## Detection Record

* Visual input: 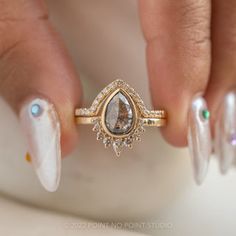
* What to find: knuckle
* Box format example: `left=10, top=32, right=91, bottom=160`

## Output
left=0, top=21, right=23, bottom=62
left=0, top=0, right=49, bottom=57
left=0, top=40, right=23, bottom=62
left=0, top=38, right=25, bottom=108
left=0, top=28, right=24, bottom=97
left=178, top=0, right=211, bottom=57
left=180, top=0, right=209, bottom=19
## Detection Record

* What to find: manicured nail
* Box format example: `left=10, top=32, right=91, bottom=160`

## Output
left=20, top=98, right=61, bottom=192
left=215, top=91, right=236, bottom=174
left=187, top=96, right=212, bottom=185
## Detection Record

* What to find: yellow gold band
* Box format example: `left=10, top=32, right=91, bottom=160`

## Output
left=76, top=116, right=166, bottom=127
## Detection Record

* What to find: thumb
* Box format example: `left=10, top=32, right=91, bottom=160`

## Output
left=0, top=1, right=81, bottom=192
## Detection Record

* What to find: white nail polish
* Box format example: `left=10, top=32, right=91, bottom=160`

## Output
left=188, top=96, right=211, bottom=185
left=20, top=98, right=61, bottom=192
left=215, top=91, right=236, bottom=174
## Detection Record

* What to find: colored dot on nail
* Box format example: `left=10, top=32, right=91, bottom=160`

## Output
left=31, top=104, right=42, bottom=117
left=25, top=153, right=32, bottom=163
left=202, top=109, right=210, bottom=120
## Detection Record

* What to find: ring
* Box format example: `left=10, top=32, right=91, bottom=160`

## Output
left=75, top=80, right=167, bottom=156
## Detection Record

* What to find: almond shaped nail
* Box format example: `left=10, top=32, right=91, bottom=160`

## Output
left=215, top=91, right=236, bottom=174
left=188, top=96, right=212, bottom=185
left=20, top=98, right=61, bottom=192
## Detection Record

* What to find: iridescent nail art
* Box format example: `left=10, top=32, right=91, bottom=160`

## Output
left=215, top=91, right=236, bottom=174
left=188, top=96, right=212, bottom=184
left=20, top=98, right=61, bottom=192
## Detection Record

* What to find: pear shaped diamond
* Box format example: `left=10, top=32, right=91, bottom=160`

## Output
left=105, top=92, right=134, bottom=135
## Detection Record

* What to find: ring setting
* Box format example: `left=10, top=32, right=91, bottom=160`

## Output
left=75, top=80, right=167, bottom=156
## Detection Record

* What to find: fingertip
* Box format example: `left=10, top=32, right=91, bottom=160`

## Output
left=160, top=126, right=188, bottom=148
left=54, top=95, right=81, bottom=157
left=60, top=126, right=79, bottom=157
left=151, top=87, right=190, bottom=148
left=159, top=111, right=188, bottom=147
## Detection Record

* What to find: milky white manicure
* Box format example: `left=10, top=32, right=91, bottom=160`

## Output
left=187, top=96, right=211, bottom=185
left=20, top=98, right=61, bottom=192
left=215, top=91, right=236, bottom=174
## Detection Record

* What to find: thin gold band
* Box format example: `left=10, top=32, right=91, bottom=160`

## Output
left=76, top=116, right=166, bottom=127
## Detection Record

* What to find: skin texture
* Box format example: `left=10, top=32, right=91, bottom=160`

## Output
left=0, top=0, right=235, bottom=155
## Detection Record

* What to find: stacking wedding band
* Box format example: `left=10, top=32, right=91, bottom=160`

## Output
left=75, top=79, right=167, bottom=156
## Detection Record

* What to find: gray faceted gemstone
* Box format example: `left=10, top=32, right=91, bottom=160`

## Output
left=105, top=92, right=134, bottom=135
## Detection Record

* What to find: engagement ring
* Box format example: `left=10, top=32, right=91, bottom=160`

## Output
left=75, top=80, right=167, bottom=156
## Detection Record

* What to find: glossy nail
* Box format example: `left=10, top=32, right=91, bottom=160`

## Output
left=20, top=98, right=61, bottom=192
left=188, top=96, right=212, bottom=185
left=215, top=91, right=236, bottom=174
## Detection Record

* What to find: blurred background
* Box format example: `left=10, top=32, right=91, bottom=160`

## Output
left=0, top=0, right=236, bottom=235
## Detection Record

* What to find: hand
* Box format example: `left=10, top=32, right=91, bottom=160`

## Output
left=0, top=0, right=235, bottom=192
left=139, top=0, right=236, bottom=182
left=0, top=0, right=82, bottom=191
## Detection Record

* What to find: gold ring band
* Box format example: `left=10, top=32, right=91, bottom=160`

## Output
left=76, top=116, right=166, bottom=127
left=75, top=80, right=167, bottom=156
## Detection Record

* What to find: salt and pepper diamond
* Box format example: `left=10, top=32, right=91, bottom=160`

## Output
left=105, top=92, right=134, bottom=135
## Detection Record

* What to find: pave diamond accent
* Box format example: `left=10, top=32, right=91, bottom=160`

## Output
left=92, top=118, right=145, bottom=156
left=105, top=92, right=134, bottom=135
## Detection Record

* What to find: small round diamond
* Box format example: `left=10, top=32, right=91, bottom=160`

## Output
left=31, top=104, right=42, bottom=117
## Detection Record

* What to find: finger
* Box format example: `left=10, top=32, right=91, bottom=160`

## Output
left=0, top=0, right=82, bottom=191
left=139, top=0, right=211, bottom=146
left=205, top=0, right=236, bottom=173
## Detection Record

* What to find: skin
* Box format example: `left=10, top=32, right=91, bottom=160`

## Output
left=0, top=0, right=235, bottom=156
